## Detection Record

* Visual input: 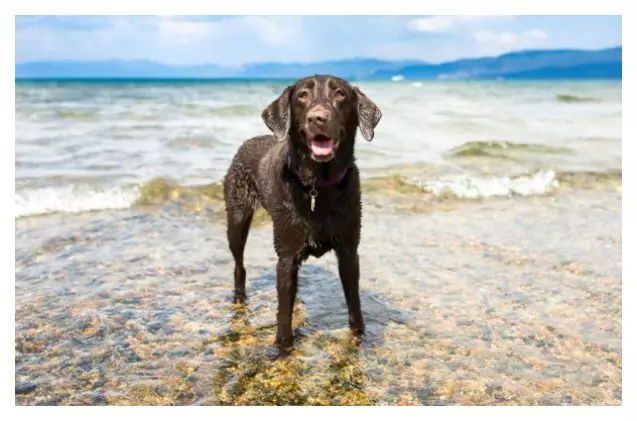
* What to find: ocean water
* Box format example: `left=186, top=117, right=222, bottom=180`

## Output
left=15, top=79, right=622, bottom=406
left=15, top=79, right=621, bottom=218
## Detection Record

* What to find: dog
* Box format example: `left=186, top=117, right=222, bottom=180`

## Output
left=223, top=75, right=382, bottom=350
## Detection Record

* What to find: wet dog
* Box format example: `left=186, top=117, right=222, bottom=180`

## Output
left=223, top=75, right=382, bottom=350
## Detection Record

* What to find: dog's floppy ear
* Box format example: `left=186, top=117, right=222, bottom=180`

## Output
left=354, top=86, right=382, bottom=142
left=261, top=85, right=293, bottom=141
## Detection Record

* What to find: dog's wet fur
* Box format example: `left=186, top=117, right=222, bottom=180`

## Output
left=223, top=75, right=382, bottom=351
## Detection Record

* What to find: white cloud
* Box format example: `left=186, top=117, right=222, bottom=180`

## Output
left=408, top=15, right=511, bottom=33
left=473, top=30, right=518, bottom=45
left=240, top=16, right=291, bottom=45
left=156, top=17, right=221, bottom=45
left=525, top=29, right=548, bottom=40
left=156, top=16, right=293, bottom=47
left=473, top=29, right=548, bottom=46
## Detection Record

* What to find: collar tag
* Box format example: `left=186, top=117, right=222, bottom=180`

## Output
left=309, top=187, right=318, bottom=212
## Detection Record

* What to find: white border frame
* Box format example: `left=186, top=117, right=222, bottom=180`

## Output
left=5, top=3, right=630, bottom=420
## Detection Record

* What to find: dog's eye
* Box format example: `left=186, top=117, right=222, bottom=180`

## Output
left=334, top=89, right=345, bottom=100
left=298, top=91, right=310, bottom=100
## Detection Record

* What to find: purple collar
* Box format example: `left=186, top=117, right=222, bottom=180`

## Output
left=286, top=154, right=349, bottom=188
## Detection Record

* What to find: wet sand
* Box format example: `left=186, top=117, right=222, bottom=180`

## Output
left=15, top=185, right=622, bottom=405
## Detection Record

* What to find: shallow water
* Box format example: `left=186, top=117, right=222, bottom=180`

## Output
left=15, top=187, right=622, bottom=405
left=15, top=80, right=622, bottom=405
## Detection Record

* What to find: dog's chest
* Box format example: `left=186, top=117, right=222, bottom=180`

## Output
left=299, top=210, right=348, bottom=259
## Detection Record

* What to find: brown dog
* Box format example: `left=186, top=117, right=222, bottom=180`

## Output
left=223, top=75, right=382, bottom=350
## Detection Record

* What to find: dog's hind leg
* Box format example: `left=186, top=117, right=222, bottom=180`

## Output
left=227, top=204, right=253, bottom=304
left=224, top=163, right=258, bottom=304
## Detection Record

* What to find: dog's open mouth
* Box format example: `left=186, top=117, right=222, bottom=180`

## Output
left=309, top=134, right=335, bottom=157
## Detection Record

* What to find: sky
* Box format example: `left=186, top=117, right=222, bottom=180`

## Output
left=15, top=15, right=622, bottom=66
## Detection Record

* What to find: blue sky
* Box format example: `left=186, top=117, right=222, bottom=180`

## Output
left=15, top=15, right=622, bottom=66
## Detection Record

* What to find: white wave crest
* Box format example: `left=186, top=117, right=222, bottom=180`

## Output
left=15, top=185, right=140, bottom=218
left=421, top=169, right=559, bottom=199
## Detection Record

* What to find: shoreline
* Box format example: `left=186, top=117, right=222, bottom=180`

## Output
left=15, top=166, right=622, bottom=221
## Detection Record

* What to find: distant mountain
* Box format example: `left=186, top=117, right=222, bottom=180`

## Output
left=491, top=62, right=622, bottom=80
left=15, top=47, right=621, bottom=80
left=14, top=58, right=423, bottom=80
left=238, top=59, right=424, bottom=80
left=371, top=47, right=622, bottom=80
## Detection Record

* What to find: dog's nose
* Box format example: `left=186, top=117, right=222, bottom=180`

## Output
left=306, top=107, right=330, bottom=125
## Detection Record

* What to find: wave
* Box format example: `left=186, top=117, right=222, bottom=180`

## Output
left=56, top=109, right=98, bottom=119
left=420, top=170, right=559, bottom=199
left=165, top=136, right=226, bottom=149
left=556, top=94, right=598, bottom=103
left=15, top=169, right=622, bottom=219
left=446, top=140, right=572, bottom=159
left=133, top=177, right=225, bottom=206
left=15, top=185, right=140, bottom=218
left=555, top=169, right=622, bottom=188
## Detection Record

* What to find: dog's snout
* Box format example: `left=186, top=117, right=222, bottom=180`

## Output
left=306, top=106, right=330, bottom=125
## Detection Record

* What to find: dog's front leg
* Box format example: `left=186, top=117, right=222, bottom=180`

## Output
left=335, top=248, right=365, bottom=336
left=275, top=256, right=299, bottom=349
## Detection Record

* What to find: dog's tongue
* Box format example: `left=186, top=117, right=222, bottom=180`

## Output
left=310, top=138, right=334, bottom=156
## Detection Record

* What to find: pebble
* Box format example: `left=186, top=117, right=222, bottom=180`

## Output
left=147, top=323, right=162, bottom=333
left=122, top=297, right=142, bottom=305
left=125, top=320, right=141, bottom=331
left=15, top=381, right=37, bottom=395
left=168, top=348, right=190, bottom=358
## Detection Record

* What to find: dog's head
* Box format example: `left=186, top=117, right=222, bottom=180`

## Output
left=261, top=75, right=382, bottom=163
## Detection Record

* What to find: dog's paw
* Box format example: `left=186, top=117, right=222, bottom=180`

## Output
left=351, top=328, right=365, bottom=338
left=274, top=336, right=294, bottom=355
left=349, top=318, right=365, bottom=336
left=232, top=290, right=247, bottom=304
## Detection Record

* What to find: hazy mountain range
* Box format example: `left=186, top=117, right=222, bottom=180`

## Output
left=15, top=46, right=621, bottom=80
